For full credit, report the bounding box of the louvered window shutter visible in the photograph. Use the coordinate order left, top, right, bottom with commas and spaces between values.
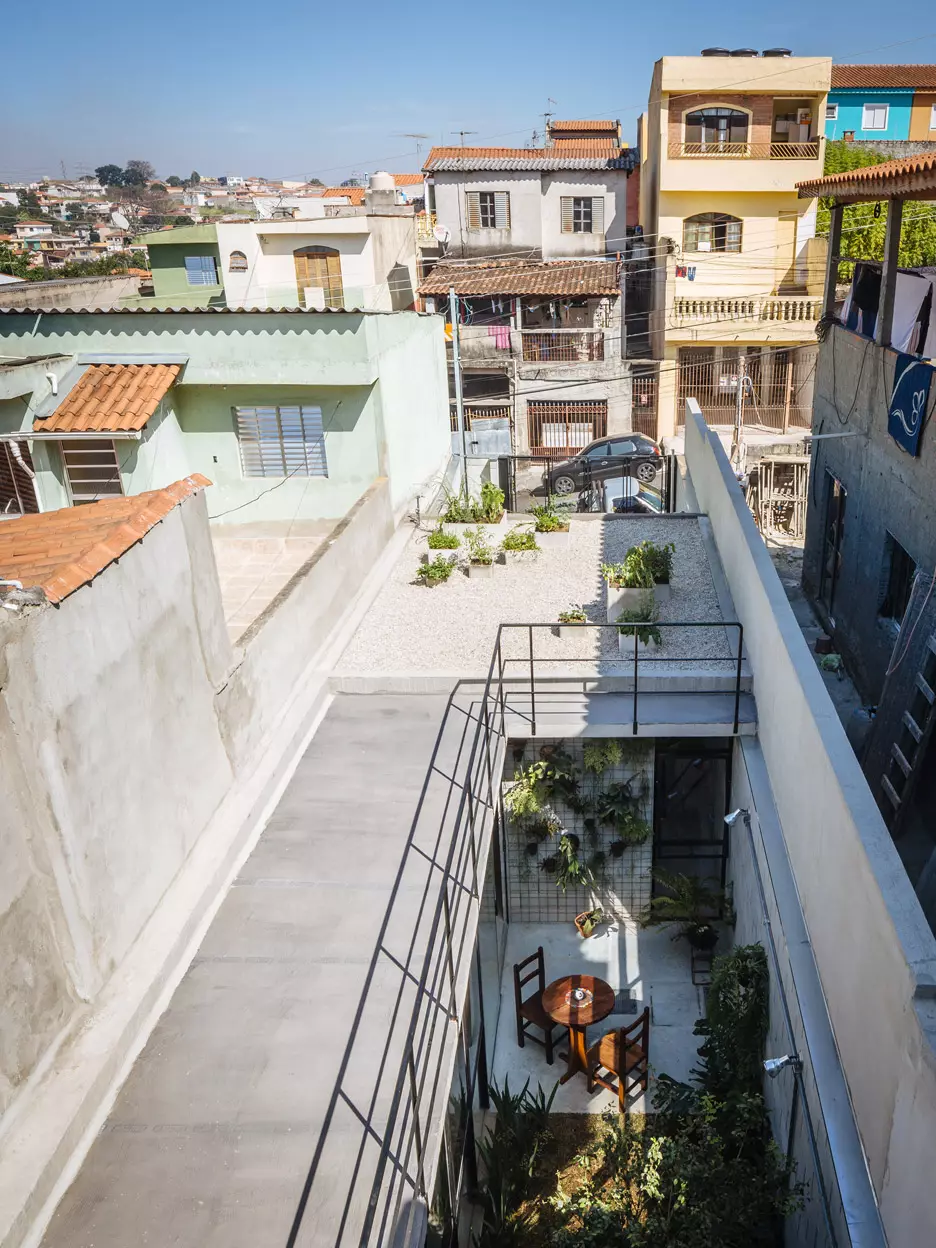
494, 191, 510, 229
592, 197, 605, 235
466, 192, 481, 230
235, 405, 328, 478
561, 197, 574, 233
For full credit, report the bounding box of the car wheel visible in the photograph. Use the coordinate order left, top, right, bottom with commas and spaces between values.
552, 474, 577, 495
636, 461, 659, 483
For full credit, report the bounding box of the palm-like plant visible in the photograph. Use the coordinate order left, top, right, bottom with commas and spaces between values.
645, 868, 724, 949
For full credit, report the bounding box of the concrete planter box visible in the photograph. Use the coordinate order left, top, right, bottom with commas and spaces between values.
420, 548, 459, 564
558, 623, 587, 641
445, 513, 506, 535
607, 581, 672, 623
468, 561, 495, 579
535, 527, 570, 549
618, 631, 659, 655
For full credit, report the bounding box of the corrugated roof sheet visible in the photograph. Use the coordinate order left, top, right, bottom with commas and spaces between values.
423, 146, 635, 172
0, 305, 406, 316
418, 258, 620, 297
831, 64, 936, 89
796, 151, 936, 199
35, 363, 181, 432
0, 475, 211, 604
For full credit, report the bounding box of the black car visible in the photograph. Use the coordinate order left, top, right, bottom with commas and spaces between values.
545, 434, 663, 496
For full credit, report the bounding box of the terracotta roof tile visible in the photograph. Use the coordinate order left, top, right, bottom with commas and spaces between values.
317, 174, 422, 204
418, 258, 620, 298
550, 119, 618, 131
35, 362, 181, 433
796, 151, 936, 199
0, 475, 211, 603
831, 64, 936, 89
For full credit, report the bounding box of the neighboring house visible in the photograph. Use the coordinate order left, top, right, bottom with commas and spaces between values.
13, 220, 54, 239
638, 51, 831, 440
422, 137, 638, 260
0, 306, 450, 522
547, 118, 623, 146
825, 64, 936, 143
418, 257, 642, 455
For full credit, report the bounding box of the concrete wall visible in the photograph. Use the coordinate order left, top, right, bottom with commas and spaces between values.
685, 403, 936, 1247
0, 475, 399, 1247
0, 275, 142, 309
909, 95, 936, 141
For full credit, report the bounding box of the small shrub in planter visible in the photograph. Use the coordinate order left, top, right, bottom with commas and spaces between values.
574, 906, 604, 938
644, 868, 725, 948
426, 525, 460, 550
529, 504, 570, 547
604, 539, 675, 618
501, 526, 539, 553
617, 594, 662, 652
416, 554, 456, 586
464, 527, 496, 578
440, 490, 477, 524
479, 480, 505, 523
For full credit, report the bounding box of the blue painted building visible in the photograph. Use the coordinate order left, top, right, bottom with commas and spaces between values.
824, 65, 936, 143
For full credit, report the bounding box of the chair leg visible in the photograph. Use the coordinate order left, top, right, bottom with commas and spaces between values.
517, 1017, 525, 1048
544, 1027, 554, 1065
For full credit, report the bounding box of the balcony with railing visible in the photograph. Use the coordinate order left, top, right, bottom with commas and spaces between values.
670, 294, 822, 327
520, 328, 605, 363
668, 141, 821, 160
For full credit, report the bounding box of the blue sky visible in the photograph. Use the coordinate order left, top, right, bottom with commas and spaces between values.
2, 1, 934, 183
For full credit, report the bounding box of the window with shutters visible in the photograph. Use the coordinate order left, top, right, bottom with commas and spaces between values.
0, 441, 38, 515
466, 190, 510, 230
61, 439, 124, 504
862, 103, 889, 131
293, 246, 344, 308
683, 213, 742, 253
561, 196, 604, 234
234, 405, 328, 478
184, 254, 219, 286
229, 249, 248, 272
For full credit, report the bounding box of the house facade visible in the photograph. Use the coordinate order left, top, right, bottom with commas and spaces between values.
638, 52, 830, 440
824, 64, 936, 143
0, 307, 450, 523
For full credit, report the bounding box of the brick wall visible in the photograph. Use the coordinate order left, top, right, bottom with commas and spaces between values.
668, 94, 773, 146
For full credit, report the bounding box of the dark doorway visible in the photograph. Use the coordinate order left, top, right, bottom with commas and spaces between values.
652, 740, 731, 892
819, 472, 846, 620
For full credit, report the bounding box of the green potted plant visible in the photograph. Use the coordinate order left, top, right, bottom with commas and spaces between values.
554, 832, 594, 892
645, 868, 724, 950
582, 739, 622, 774
422, 524, 460, 562
556, 603, 587, 641
464, 527, 496, 579
440, 489, 477, 526
501, 525, 539, 558
607, 810, 651, 853
616, 593, 662, 654
602, 539, 675, 620
574, 906, 604, 939
479, 480, 506, 525
529, 503, 570, 549
415, 554, 457, 587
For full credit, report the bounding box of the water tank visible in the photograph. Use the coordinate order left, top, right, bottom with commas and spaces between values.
369, 171, 395, 191
763, 47, 793, 56
730, 48, 759, 56
701, 47, 730, 56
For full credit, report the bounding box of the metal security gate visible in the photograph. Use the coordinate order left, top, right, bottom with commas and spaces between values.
677, 345, 817, 431
632, 367, 659, 438
526, 400, 607, 457
0, 441, 38, 515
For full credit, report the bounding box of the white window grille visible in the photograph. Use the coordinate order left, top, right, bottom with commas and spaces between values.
234, 405, 328, 478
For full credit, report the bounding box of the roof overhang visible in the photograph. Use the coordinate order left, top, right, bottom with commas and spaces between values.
0, 429, 143, 441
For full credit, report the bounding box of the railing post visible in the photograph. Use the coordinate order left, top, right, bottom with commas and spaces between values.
734, 624, 744, 734
528, 624, 536, 735
632, 627, 639, 735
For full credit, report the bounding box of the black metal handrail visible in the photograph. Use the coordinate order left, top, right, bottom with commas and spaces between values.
286, 617, 746, 1248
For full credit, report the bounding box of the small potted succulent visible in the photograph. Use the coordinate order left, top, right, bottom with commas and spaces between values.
416, 554, 457, 587
557, 603, 587, 641
421, 524, 460, 562
574, 906, 604, 939
464, 527, 496, 579
529, 503, 570, 549
616, 593, 662, 655
602, 539, 675, 621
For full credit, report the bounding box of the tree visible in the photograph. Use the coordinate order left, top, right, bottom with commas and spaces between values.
172, 215, 194, 226
165, 175, 183, 187
95, 164, 125, 187
19, 190, 44, 214
0, 245, 32, 280
121, 159, 153, 187
150, 183, 166, 194
188, 171, 201, 185
306, 177, 323, 187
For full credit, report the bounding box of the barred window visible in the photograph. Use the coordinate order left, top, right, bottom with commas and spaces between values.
234, 405, 328, 478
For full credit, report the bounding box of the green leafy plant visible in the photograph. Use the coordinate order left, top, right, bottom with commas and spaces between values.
501, 526, 539, 552
440, 489, 476, 523
426, 525, 460, 550
692, 944, 770, 1098
616, 595, 662, 648
602, 539, 675, 589
475, 1078, 558, 1248
479, 480, 505, 522
575, 906, 604, 937
525, 815, 559, 843
554, 832, 595, 892
504, 755, 578, 818
609, 810, 651, 849
529, 503, 568, 533
464, 526, 495, 565
415, 554, 456, 586
557, 603, 587, 624
582, 739, 622, 774
596, 780, 635, 825
645, 868, 724, 949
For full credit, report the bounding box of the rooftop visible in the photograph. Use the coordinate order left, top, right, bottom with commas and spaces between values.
831, 63, 936, 89
549, 119, 619, 132
0, 475, 210, 604
796, 150, 936, 200
34, 362, 181, 432
423, 146, 636, 172
417, 257, 621, 297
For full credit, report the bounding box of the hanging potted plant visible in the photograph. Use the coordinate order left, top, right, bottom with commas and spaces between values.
602, 539, 675, 620
574, 906, 604, 939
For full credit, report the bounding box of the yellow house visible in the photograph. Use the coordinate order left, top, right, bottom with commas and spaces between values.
638, 52, 831, 439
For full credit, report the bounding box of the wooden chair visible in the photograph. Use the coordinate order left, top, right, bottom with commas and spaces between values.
586, 1007, 650, 1110
513, 947, 561, 1064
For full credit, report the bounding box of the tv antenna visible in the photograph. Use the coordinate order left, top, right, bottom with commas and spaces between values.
452, 130, 478, 146
542, 98, 557, 144
395, 132, 431, 157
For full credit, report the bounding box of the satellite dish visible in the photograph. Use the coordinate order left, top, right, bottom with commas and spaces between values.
433, 223, 451, 244
111, 212, 130, 229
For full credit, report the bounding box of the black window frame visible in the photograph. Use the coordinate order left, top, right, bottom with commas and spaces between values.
880, 533, 916, 626
683, 212, 743, 254
684, 106, 750, 146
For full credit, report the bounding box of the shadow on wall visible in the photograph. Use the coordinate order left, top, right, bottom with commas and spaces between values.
388, 262, 414, 311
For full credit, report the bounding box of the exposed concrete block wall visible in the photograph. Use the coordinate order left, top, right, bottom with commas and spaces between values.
685, 403, 936, 1246
0, 275, 141, 310
0, 476, 397, 1247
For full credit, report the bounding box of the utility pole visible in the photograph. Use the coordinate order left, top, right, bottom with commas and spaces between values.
731, 353, 746, 469
449, 287, 469, 497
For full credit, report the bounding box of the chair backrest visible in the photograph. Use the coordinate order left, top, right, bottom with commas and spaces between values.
621, 1006, 650, 1054
513, 946, 545, 1006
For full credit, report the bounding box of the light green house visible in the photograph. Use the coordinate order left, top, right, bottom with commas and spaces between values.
0, 308, 450, 523
131, 225, 224, 307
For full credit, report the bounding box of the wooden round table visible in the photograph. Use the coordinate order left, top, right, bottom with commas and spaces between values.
542, 974, 616, 1085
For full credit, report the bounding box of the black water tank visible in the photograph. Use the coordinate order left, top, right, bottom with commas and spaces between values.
701, 47, 730, 56
730, 48, 759, 56
763, 47, 793, 56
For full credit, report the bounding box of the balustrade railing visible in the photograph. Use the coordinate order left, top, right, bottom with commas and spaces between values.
520, 328, 605, 363
668, 141, 820, 160
671, 295, 822, 325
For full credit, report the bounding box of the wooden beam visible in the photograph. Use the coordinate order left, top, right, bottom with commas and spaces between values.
876, 198, 904, 348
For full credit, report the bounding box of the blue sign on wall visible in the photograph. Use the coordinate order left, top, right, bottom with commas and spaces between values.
888, 354, 934, 456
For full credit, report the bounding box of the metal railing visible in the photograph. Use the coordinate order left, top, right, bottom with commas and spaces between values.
520, 328, 605, 363
668, 141, 821, 160
285, 617, 746, 1248
449, 401, 512, 432
671, 295, 822, 326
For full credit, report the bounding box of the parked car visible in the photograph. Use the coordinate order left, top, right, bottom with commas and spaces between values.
545, 435, 663, 495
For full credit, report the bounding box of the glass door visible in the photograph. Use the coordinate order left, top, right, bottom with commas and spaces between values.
652, 740, 731, 893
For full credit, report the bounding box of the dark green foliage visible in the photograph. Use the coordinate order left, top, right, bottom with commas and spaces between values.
602, 540, 675, 589
692, 944, 770, 1098
475, 1079, 558, 1248
416, 554, 456, 585
644, 869, 725, 946
616, 595, 661, 647
502, 526, 539, 552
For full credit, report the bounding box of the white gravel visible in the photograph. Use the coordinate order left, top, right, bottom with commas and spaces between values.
336, 515, 736, 677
